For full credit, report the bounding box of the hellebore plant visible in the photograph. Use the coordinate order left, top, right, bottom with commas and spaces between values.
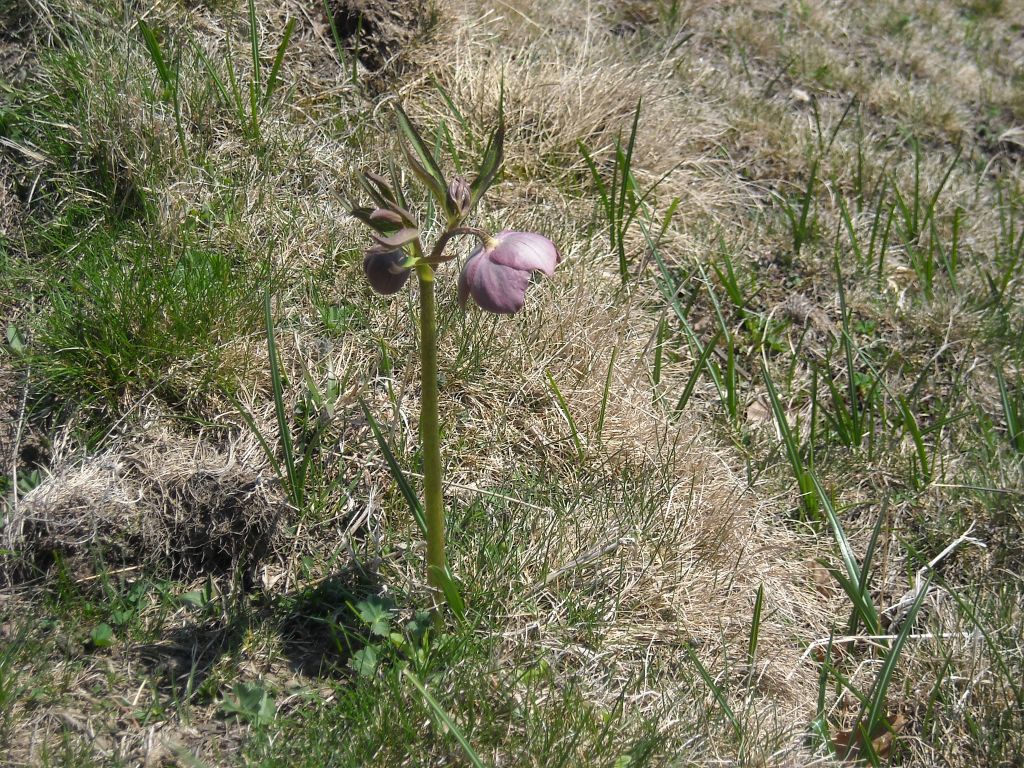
353, 105, 559, 618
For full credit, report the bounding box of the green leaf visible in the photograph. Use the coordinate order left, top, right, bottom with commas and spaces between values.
359, 170, 398, 207
265, 290, 301, 508
811, 472, 880, 635
110, 607, 133, 627
350, 206, 402, 234
850, 575, 932, 760
263, 17, 296, 105
429, 565, 466, 621
180, 590, 207, 608
394, 103, 448, 204
470, 124, 505, 206
360, 401, 427, 536
222, 682, 276, 727
403, 667, 488, 768
5, 323, 26, 355
89, 623, 114, 649
683, 644, 741, 740
348, 646, 379, 677
354, 599, 391, 637
137, 19, 173, 91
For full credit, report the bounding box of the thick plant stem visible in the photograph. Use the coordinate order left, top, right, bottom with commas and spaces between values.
417, 263, 446, 615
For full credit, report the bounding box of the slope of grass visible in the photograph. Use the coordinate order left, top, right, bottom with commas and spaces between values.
1, 0, 1022, 766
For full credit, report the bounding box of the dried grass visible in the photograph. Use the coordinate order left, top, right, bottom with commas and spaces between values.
3, 417, 288, 584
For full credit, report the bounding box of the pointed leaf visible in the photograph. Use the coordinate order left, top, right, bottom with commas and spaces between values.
359, 171, 398, 208
403, 668, 487, 768
429, 565, 466, 621
400, 140, 448, 204
394, 103, 448, 201
471, 124, 505, 205
360, 401, 427, 535
351, 206, 399, 233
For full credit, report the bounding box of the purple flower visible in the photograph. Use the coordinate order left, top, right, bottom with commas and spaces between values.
363, 246, 412, 295
458, 231, 560, 314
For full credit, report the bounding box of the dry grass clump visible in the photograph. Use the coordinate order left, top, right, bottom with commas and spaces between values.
405, 0, 743, 222
2, 419, 287, 584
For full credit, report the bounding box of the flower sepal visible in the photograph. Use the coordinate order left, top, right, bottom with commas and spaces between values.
458, 231, 560, 314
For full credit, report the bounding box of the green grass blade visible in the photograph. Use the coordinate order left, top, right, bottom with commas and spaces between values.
430, 76, 471, 137
995, 365, 1023, 453
138, 19, 172, 90
229, 394, 285, 493
834, 254, 861, 446
264, 290, 301, 508
674, 330, 722, 415
683, 645, 741, 740
794, 159, 818, 252
812, 631, 838, 754
761, 358, 815, 514
360, 401, 427, 536
617, 99, 642, 240
193, 41, 231, 106
897, 396, 930, 485
944, 584, 1024, 707
921, 144, 963, 236
646, 233, 725, 400
322, 0, 347, 68
652, 316, 667, 387
810, 471, 880, 634
403, 668, 488, 768
223, 32, 248, 138
852, 575, 932, 761
578, 141, 613, 236
849, 497, 887, 634
248, 0, 262, 97
263, 17, 296, 105
597, 347, 617, 442
546, 369, 585, 463
747, 583, 764, 670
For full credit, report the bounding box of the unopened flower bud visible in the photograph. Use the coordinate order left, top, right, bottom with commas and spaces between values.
363, 246, 412, 295
446, 176, 472, 220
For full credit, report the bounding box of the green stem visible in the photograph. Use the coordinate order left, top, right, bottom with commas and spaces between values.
417, 262, 446, 615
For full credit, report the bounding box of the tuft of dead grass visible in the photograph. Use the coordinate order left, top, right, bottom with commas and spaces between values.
3, 418, 288, 584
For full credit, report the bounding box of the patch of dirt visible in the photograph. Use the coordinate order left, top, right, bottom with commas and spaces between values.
322, 0, 436, 77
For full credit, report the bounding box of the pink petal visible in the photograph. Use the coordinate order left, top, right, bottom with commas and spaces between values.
470, 256, 531, 314
488, 231, 561, 275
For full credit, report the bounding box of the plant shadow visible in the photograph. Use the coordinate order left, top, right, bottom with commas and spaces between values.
276, 561, 388, 677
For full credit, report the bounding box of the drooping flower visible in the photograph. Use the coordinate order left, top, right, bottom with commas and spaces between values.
363, 246, 412, 295
457, 231, 560, 314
